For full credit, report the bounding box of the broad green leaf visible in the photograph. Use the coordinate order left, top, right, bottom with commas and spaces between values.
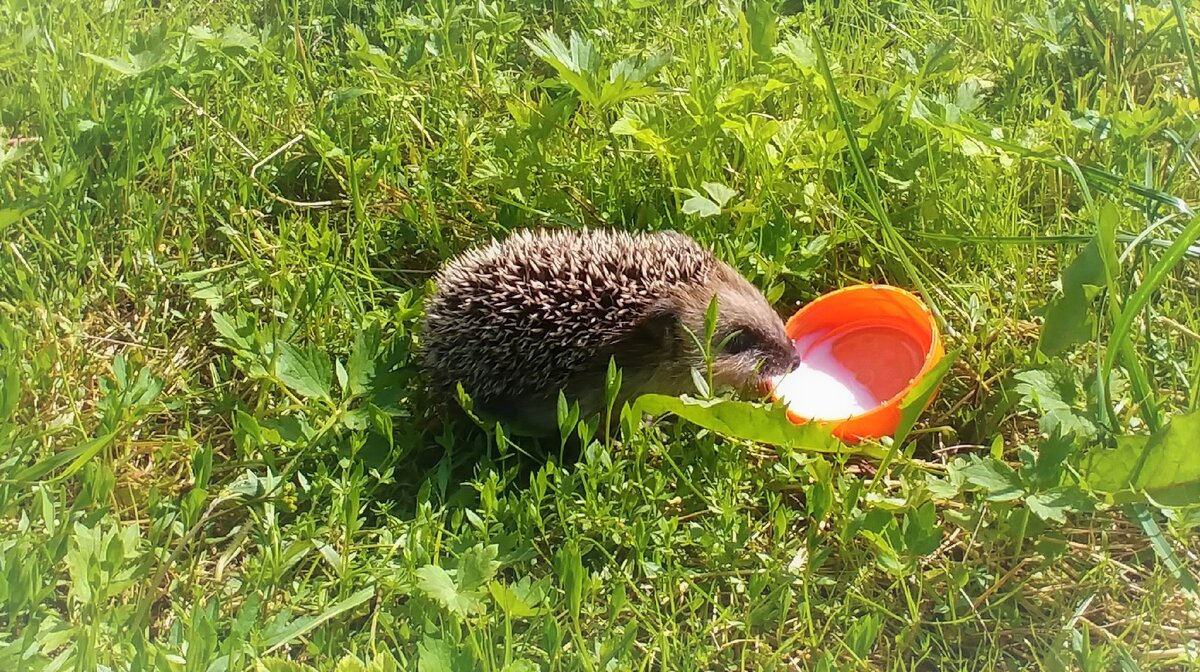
275, 341, 333, 401
261, 586, 374, 654
610, 116, 670, 154
211, 311, 255, 354
335, 358, 348, 393
701, 181, 737, 207
633, 394, 883, 458
1025, 486, 1093, 523
220, 25, 259, 51
1012, 368, 1097, 439
333, 655, 366, 672
82, 52, 140, 76
191, 443, 213, 489
681, 194, 721, 218
1082, 407, 1200, 507
925, 471, 961, 499
525, 30, 600, 107
489, 581, 539, 619
347, 323, 381, 396
1037, 238, 1105, 357
845, 613, 881, 659
744, 0, 779, 60
901, 501, 942, 556
417, 636, 455, 672
1026, 434, 1075, 488
607, 50, 670, 84
416, 565, 482, 616
958, 457, 1026, 501
773, 34, 817, 71
955, 78, 985, 113
367, 651, 400, 672
457, 543, 500, 591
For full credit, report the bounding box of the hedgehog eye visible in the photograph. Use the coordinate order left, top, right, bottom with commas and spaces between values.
722, 329, 757, 355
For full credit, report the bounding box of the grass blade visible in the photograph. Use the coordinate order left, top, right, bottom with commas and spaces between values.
262, 586, 376, 655
808, 29, 941, 330
13, 431, 120, 482
1170, 0, 1200, 97
1102, 212, 1200, 384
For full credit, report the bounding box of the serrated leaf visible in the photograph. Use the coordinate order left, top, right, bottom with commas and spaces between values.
681, 194, 721, 218
82, 52, 140, 76
701, 181, 737, 207
773, 33, 817, 70
1038, 237, 1105, 357
220, 25, 259, 51
417, 636, 455, 672
1027, 434, 1075, 488
346, 324, 381, 396
416, 565, 482, 616
1025, 486, 1093, 523
634, 393, 884, 458
744, 0, 779, 60
1082, 407, 1200, 507
525, 30, 600, 107
489, 581, 539, 619
211, 311, 255, 354
1013, 368, 1097, 439
333, 655, 367, 672
367, 651, 400, 672
275, 341, 333, 401
458, 544, 500, 592
959, 457, 1026, 501
901, 501, 942, 556
607, 50, 670, 84
925, 472, 961, 499
955, 78, 985, 113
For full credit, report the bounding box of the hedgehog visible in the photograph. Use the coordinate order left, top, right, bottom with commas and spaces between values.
418, 227, 801, 436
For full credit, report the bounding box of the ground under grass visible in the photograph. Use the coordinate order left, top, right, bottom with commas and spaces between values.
2, 0, 1199, 669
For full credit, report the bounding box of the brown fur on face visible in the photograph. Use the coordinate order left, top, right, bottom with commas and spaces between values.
665, 263, 801, 394
419, 227, 799, 436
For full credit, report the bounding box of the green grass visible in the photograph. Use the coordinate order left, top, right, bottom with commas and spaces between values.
2, 0, 1200, 669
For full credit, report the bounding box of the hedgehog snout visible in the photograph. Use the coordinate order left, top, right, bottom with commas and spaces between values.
760, 341, 802, 380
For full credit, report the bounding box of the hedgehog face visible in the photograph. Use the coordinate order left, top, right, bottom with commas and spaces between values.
672, 265, 801, 395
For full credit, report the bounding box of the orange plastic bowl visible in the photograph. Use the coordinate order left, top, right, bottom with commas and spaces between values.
767, 284, 944, 443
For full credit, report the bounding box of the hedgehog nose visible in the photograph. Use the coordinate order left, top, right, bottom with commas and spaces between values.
783, 347, 802, 371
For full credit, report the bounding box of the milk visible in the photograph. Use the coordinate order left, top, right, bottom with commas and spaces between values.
771, 338, 878, 420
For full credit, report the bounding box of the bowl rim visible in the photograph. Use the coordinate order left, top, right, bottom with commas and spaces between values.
769, 283, 944, 428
